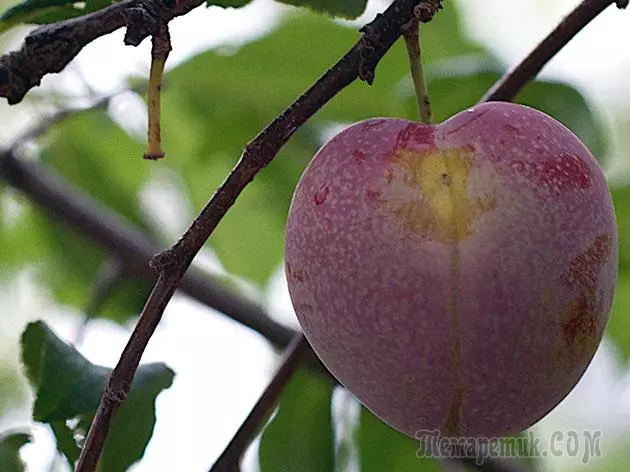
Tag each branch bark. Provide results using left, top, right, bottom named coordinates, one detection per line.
left=69, top=1, right=443, bottom=469
left=482, top=0, right=627, bottom=102
left=0, top=149, right=297, bottom=349
left=1, top=0, right=624, bottom=469
left=0, top=0, right=202, bottom=104
left=210, top=333, right=309, bottom=472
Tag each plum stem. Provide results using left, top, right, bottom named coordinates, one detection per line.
left=144, top=27, right=171, bottom=160
left=403, top=18, right=432, bottom=124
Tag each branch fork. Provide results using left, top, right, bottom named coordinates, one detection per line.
left=0, top=0, right=188, bottom=104
left=0, top=0, right=626, bottom=471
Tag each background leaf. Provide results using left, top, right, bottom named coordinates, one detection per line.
left=357, top=407, right=441, bottom=472
left=277, top=0, right=367, bottom=19
left=0, top=111, right=153, bottom=322
left=0, top=0, right=112, bottom=34
left=0, top=432, right=30, bottom=472
left=159, top=7, right=483, bottom=285
left=605, top=185, right=630, bottom=360
left=207, top=0, right=253, bottom=7
left=408, top=55, right=607, bottom=160
left=20, top=320, right=174, bottom=470
left=258, top=369, right=335, bottom=472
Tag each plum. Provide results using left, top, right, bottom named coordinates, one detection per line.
left=284, top=101, right=618, bottom=438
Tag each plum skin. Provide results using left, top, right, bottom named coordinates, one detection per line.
left=284, top=101, right=618, bottom=438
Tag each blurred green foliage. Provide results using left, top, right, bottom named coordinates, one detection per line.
left=0, top=1, right=627, bottom=471
left=258, top=369, right=335, bottom=472
left=0, top=432, right=30, bottom=472
left=0, top=0, right=368, bottom=34
left=421, top=56, right=607, bottom=160
left=358, top=407, right=441, bottom=472
left=606, top=185, right=630, bottom=360
left=0, top=0, right=110, bottom=34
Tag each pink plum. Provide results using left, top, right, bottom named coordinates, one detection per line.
left=284, top=101, right=618, bottom=438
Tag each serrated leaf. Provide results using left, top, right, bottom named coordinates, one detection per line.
left=20, top=320, right=174, bottom=470
left=357, top=407, right=442, bottom=472
left=277, top=0, right=367, bottom=19
left=0, top=0, right=112, bottom=34
left=94, top=363, right=175, bottom=472
left=258, top=369, right=334, bottom=472
left=0, top=432, right=31, bottom=472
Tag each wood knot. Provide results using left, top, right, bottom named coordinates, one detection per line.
left=414, top=0, right=444, bottom=23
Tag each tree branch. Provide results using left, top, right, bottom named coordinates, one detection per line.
left=210, top=333, right=309, bottom=472
left=481, top=0, right=627, bottom=102
left=0, top=149, right=528, bottom=472
left=69, top=1, right=443, bottom=469
left=1, top=0, right=623, bottom=469
left=0, top=149, right=297, bottom=349
left=0, top=0, right=205, bottom=104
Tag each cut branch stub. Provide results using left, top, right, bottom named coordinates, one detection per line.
left=0, top=0, right=186, bottom=104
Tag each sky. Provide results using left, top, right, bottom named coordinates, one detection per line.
left=1, top=0, right=630, bottom=471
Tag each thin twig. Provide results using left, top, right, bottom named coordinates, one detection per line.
left=482, top=0, right=627, bottom=102
left=1, top=0, right=622, bottom=469
left=1, top=108, right=534, bottom=472
left=72, top=1, right=443, bottom=469
left=76, top=271, right=180, bottom=472
left=0, top=149, right=297, bottom=349
left=74, top=258, right=126, bottom=346
left=210, top=334, right=309, bottom=472
left=0, top=0, right=202, bottom=104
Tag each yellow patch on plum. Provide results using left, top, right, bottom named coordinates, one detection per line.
left=385, top=147, right=496, bottom=244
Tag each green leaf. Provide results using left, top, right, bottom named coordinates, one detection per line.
left=0, top=432, right=31, bottom=472
left=40, top=112, right=148, bottom=228
left=612, top=185, right=630, bottom=270
left=206, top=0, right=252, bottom=7
left=518, top=81, right=607, bottom=162
left=208, top=0, right=368, bottom=18
left=416, top=55, right=607, bottom=160
left=357, top=407, right=441, bottom=472
left=582, top=439, right=630, bottom=472
left=277, top=0, right=367, bottom=19
left=94, top=363, right=175, bottom=472
left=607, top=268, right=630, bottom=361
left=606, top=185, right=630, bottom=361
left=0, top=194, right=148, bottom=322
left=258, top=369, right=335, bottom=472
left=0, top=110, right=151, bottom=321
left=0, top=0, right=112, bottom=34
left=20, top=320, right=174, bottom=470
left=50, top=421, right=81, bottom=463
